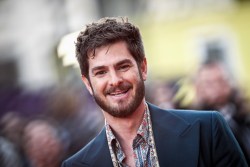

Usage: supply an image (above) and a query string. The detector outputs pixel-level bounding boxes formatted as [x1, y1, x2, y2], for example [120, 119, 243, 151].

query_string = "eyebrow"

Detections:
[91, 59, 133, 74]
[91, 65, 106, 74]
[115, 59, 133, 67]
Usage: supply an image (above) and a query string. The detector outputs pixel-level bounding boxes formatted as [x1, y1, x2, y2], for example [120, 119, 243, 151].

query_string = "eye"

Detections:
[118, 64, 130, 71]
[94, 70, 107, 77]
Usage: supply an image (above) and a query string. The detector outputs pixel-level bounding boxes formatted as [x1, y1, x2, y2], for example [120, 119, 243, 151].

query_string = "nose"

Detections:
[109, 70, 122, 86]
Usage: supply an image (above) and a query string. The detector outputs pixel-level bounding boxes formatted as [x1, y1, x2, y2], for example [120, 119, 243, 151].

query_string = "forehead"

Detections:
[88, 41, 135, 68]
[200, 66, 227, 79]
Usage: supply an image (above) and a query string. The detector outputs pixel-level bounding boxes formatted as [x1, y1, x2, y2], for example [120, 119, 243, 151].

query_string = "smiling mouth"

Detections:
[105, 82, 132, 98]
[108, 89, 129, 97]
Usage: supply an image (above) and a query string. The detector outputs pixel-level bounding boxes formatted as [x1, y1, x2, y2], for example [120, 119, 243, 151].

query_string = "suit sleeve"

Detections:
[211, 111, 248, 167]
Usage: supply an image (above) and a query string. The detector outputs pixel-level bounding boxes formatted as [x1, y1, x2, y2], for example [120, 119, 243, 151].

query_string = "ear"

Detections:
[82, 75, 93, 95]
[140, 58, 147, 81]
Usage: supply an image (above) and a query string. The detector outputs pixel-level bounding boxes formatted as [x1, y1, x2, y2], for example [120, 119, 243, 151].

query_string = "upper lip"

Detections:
[105, 83, 132, 96]
[108, 89, 129, 95]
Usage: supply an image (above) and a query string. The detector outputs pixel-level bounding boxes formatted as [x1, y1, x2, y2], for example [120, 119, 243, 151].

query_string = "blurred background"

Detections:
[1, 0, 250, 166]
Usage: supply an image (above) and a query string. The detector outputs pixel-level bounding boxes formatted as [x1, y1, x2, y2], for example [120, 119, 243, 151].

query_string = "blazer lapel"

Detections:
[73, 128, 113, 167]
[148, 103, 201, 167]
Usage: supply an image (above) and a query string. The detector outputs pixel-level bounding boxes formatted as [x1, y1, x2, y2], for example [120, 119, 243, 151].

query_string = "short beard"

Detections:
[91, 77, 145, 118]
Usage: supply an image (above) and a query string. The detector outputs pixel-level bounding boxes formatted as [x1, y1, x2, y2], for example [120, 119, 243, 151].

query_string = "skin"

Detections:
[81, 41, 147, 167]
[195, 64, 232, 108]
[24, 121, 62, 167]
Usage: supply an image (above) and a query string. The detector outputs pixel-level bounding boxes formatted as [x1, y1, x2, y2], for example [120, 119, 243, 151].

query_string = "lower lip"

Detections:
[107, 89, 130, 101]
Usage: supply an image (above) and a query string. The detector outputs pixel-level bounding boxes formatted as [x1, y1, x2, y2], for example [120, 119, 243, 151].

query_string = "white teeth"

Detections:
[110, 92, 124, 96]
[110, 90, 127, 96]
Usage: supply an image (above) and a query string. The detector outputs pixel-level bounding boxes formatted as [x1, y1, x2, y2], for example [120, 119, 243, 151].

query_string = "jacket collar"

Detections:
[75, 102, 201, 166]
[73, 128, 113, 167]
[148, 103, 200, 166]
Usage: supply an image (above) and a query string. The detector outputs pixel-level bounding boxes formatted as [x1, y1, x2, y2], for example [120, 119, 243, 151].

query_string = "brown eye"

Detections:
[95, 70, 107, 76]
[119, 64, 130, 71]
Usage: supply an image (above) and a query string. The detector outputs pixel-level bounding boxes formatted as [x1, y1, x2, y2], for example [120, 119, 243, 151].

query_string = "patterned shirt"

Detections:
[105, 104, 160, 167]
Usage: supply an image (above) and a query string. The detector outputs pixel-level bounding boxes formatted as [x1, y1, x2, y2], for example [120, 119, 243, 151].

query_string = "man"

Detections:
[23, 119, 64, 167]
[62, 17, 247, 167]
[193, 61, 250, 164]
[193, 62, 233, 111]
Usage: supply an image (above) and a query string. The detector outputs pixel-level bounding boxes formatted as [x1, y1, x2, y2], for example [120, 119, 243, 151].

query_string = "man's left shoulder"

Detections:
[169, 108, 218, 119]
[148, 102, 221, 124]
[150, 102, 214, 115]
[168, 108, 224, 124]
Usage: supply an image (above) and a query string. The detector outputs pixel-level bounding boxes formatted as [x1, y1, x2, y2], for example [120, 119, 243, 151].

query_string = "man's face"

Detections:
[195, 65, 231, 107]
[24, 122, 62, 167]
[82, 41, 147, 118]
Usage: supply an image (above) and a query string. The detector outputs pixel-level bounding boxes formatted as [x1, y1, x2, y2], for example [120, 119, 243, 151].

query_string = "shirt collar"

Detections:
[105, 103, 152, 147]
[134, 105, 150, 146]
[105, 121, 116, 142]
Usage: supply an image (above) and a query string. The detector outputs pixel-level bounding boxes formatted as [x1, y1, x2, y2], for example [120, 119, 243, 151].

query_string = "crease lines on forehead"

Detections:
[105, 45, 111, 55]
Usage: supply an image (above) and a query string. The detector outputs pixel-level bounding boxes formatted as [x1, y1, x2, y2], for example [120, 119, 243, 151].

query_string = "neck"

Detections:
[104, 99, 146, 142]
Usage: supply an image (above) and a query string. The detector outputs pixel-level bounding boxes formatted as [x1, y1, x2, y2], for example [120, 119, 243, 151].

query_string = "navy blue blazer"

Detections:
[62, 103, 248, 167]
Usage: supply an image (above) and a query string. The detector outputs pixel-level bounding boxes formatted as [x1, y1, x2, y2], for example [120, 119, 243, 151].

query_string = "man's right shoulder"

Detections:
[61, 142, 92, 167]
[61, 128, 108, 167]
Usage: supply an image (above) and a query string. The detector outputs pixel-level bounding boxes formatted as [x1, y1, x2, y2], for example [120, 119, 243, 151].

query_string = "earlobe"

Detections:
[81, 76, 93, 95]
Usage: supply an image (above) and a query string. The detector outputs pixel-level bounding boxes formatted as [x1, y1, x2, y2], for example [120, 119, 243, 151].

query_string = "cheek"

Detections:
[90, 80, 106, 95]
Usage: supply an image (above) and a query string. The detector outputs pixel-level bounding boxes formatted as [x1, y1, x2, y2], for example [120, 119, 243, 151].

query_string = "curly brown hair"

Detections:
[75, 17, 145, 78]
